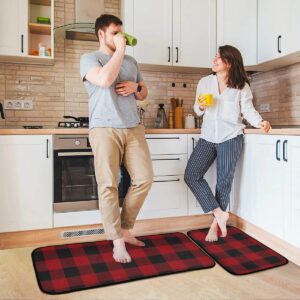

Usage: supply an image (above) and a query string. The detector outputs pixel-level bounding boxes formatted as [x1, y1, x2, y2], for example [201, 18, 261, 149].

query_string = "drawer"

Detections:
[138, 175, 188, 219]
[146, 134, 187, 155]
[151, 154, 187, 176]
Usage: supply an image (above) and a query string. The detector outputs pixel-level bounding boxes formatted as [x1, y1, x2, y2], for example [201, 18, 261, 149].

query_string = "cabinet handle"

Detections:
[154, 179, 180, 183]
[168, 46, 171, 62]
[176, 47, 179, 63]
[21, 34, 24, 53]
[277, 35, 282, 53]
[192, 137, 195, 149]
[146, 137, 180, 140]
[46, 139, 49, 158]
[283, 140, 288, 162]
[276, 139, 280, 161]
[152, 158, 180, 161]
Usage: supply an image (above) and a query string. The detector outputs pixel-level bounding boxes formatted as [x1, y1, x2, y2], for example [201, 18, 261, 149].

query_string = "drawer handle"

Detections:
[152, 158, 180, 161]
[154, 179, 180, 183]
[283, 140, 288, 162]
[146, 137, 180, 140]
[276, 139, 280, 161]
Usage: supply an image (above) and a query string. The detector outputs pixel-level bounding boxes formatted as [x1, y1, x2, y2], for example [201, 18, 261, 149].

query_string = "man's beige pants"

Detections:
[89, 125, 153, 240]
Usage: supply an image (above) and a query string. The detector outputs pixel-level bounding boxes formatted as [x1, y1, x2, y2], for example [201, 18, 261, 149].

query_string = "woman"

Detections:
[184, 45, 271, 242]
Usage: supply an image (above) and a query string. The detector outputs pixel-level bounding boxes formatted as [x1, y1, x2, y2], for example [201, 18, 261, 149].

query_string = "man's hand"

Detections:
[115, 81, 138, 96]
[113, 33, 126, 52]
[260, 120, 271, 133]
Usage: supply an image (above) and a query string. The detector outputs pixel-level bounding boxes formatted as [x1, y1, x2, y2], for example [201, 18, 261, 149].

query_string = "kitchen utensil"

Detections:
[185, 114, 195, 129]
[154, 104, 168, 128]
[63, 115, 89, 127]
[195, 116, 202, 128]
[174, 106, 184, 128]
[168, 110, 174, 129]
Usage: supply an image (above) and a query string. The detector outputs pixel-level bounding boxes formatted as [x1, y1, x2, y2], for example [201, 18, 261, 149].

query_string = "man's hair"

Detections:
[95, 14, 123, 40]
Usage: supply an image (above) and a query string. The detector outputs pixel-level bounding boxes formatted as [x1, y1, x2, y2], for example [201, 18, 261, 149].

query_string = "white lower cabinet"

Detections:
[187, 134, 216, 215]
[232, 134, 300, 248]
[139, 134, 188, 219]
[0, 135, 53, 232]
[138, 175, 187, 219]
[285, 136, 300, 248]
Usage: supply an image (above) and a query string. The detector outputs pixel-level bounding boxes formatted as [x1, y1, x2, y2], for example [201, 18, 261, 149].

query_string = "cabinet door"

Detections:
[125, 0, 172, 65]
[231, 134, 256, 221]
[187, 134, 216, 215]
[0, 0, 28, 56]
[284, 0, 300, 55]
[138, 175, 188, 219]
[257, 0, 288, 63]
[217, 0, 257, 66]
[173, 0, 216, 67]
[285, 137, 300, 248]
[248, 135, 287, 239]
[0, 135, 53, 232]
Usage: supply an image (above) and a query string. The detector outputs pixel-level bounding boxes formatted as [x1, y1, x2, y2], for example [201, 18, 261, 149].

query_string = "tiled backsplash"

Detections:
[0, 0, 300, 128]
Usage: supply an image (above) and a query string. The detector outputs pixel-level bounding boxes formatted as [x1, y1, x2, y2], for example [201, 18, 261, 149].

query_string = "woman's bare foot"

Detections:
[205, 218, 219, 242]
[122, 229, 145, 247]
[213, 208, 229, 237]
[113, 238, 132, 263]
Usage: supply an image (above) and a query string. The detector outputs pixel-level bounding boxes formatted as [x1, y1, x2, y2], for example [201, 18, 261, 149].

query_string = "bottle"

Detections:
[154, 104, 168, 128]
[38, 43, 45, 56]
[118, 32, 137, 46]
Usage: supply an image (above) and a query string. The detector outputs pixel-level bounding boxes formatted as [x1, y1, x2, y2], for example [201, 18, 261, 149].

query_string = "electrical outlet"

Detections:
[259, 103, 270, 113]
[4, 99, 33, 110]
[14, 100, 22, 109]
[4, 100, 14, 109]
[23, 100, 33, 110]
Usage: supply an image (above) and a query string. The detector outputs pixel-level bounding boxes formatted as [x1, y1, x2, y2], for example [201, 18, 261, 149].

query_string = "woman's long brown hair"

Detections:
[217, 45, 250, 89]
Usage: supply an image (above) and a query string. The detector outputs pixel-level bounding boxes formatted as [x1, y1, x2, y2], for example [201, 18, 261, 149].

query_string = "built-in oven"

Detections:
[53, 135, 130, 213]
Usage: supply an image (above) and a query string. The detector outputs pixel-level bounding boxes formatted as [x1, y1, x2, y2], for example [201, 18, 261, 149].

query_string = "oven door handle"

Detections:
[57, 152, 93, 157]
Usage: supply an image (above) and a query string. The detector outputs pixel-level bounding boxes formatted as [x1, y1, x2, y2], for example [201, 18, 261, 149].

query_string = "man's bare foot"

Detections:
[213, 208, 229, 237]
[113, 238, 132, 263]
[205, 218, 218, 242]
[122, 229, 145, 247]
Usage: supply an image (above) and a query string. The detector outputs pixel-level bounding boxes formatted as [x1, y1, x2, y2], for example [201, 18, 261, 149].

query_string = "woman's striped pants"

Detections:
[184, 134, 244, 213]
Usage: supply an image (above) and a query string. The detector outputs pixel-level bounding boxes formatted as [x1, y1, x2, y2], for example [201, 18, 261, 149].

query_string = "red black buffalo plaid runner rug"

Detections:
[187, 226, 288, 275]
[32, 232, 215, 295]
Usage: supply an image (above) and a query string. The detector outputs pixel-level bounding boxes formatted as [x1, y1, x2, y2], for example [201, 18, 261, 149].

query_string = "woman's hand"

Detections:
[198, 96, 207, 111]
[115, 81, 138, 96]
[260, 120, 271, 133]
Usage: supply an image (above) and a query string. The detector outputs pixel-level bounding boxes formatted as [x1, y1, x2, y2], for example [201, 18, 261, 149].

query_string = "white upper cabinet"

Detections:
[123, 0, 172, 65]
[121, 0, 216, 68]
[284, 0, 300, 56]
[217, 0, 257, 66]
[0, 0, 54, 64]
[258, 0, 299, 64]
[173, 0, 216, 67]
[0, 0, 28, 56]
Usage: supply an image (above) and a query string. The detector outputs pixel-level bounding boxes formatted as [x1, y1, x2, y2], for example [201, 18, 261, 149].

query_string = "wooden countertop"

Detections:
[0, 127, 300, 135]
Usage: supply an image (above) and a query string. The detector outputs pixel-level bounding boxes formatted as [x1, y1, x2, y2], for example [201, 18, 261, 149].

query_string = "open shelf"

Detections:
[29, 23, 51, 35]
[30, 0, 51, 6]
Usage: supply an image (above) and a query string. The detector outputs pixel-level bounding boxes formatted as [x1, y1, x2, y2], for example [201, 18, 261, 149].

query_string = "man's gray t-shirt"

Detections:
[80, 51, 143, 129]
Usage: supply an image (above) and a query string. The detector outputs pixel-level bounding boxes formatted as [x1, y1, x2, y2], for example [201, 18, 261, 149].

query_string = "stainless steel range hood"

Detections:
[56, 0, 103, 42]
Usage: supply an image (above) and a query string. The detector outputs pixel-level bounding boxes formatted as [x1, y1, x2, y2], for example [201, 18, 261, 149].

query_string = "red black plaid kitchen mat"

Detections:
[32, 232, 215, 295]
[187, 226, 288, 275]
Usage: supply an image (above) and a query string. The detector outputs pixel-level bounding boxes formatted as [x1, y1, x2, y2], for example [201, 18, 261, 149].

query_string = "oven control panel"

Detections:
[53, 135, 91, 150]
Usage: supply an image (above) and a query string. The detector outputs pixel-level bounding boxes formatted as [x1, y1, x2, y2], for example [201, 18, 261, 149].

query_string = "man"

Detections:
[80, 14, 153, 263]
